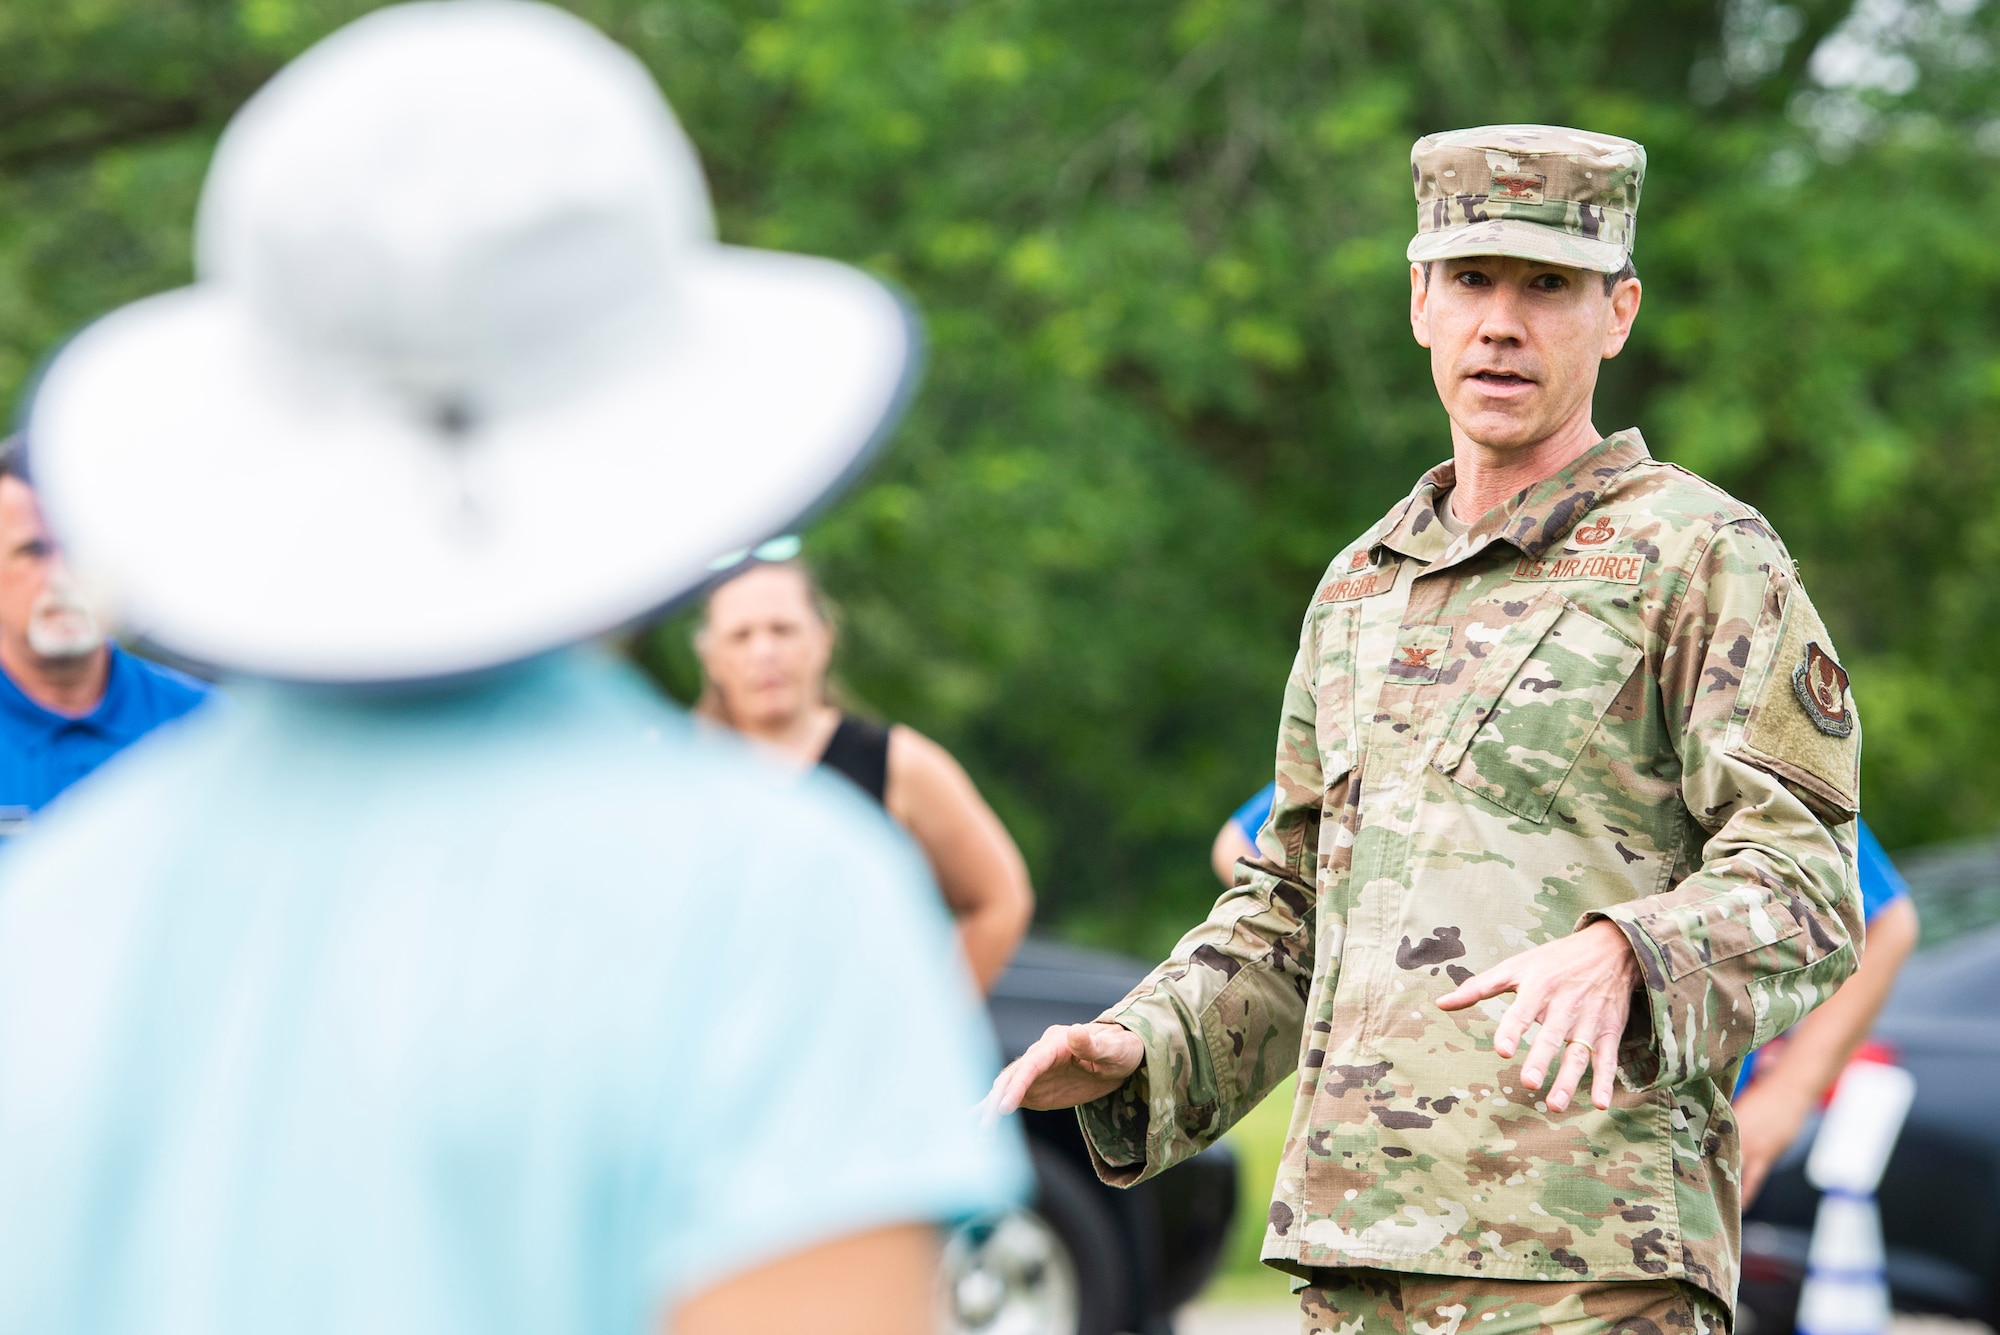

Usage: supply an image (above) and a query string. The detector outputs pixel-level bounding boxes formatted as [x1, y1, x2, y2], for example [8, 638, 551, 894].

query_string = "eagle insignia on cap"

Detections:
[1791, 642, 1853, 737]
[1489, 172, 1546, 205]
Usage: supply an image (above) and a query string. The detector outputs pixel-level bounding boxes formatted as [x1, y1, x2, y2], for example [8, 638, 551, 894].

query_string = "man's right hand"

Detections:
[981, 1022, 1143, 1123]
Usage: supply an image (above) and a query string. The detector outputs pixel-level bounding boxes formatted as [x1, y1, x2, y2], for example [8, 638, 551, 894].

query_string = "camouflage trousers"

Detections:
[1297, 1268, 1729, 1335]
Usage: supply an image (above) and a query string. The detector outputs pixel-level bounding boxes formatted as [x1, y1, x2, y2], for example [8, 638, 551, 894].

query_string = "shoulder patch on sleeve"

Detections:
[1736, 579, 1860, 822]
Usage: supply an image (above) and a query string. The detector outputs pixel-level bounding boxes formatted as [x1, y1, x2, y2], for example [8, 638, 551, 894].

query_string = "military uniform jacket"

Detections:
[1078, 432, 1863, 1308]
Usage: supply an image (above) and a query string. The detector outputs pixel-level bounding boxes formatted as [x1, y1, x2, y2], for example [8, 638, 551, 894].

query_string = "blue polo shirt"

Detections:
[0, 645, 210, 835]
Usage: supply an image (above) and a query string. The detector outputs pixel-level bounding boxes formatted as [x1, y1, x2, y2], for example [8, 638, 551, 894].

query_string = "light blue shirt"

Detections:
[0, 650, 1025, 1334]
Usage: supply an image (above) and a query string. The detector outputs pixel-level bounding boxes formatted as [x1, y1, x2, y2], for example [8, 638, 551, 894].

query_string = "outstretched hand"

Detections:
[980, 1022, 1143, 1126]
[1436, 919, 1640, 1113]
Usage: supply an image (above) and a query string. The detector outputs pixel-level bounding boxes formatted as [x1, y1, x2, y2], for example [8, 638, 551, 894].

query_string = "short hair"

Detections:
[0, 435, 23, 484]
[1421, 258, 1638, 295]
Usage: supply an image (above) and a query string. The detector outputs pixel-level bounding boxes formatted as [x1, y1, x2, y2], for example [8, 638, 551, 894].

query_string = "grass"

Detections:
[1199, 1268, 1299, 1304]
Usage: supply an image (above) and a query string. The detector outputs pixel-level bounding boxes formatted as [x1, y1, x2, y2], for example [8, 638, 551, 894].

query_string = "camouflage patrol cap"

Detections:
[1407, 124, 1645, 274]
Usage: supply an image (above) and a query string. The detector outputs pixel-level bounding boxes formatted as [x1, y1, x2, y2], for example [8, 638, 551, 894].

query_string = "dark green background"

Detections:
[7, 0, 1995, 954]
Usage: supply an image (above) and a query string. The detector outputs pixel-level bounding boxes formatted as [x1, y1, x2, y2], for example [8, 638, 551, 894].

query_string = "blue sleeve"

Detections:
[1231, 782, 1278, 842]
[1855, 819, 1909, 923]
[646, 777, 1028, 1309]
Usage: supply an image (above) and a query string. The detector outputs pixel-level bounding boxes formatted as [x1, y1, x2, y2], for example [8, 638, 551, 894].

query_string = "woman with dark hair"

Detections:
[695, 556, 1033, 991]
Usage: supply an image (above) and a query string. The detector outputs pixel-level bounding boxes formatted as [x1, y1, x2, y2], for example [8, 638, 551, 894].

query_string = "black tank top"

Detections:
[817, 714, 890, 805]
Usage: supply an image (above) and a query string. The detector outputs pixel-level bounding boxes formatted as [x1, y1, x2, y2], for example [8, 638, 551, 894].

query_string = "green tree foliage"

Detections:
[3, 0, 1995, 951]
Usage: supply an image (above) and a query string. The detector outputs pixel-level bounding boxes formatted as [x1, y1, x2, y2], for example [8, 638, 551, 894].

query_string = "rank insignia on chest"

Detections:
[1566, 517, 1623, 551]
[1348, 549, 1373, 573]
[1792, 641, 1854, 737]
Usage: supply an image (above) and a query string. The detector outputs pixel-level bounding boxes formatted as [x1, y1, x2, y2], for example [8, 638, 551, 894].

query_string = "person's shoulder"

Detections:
[116, 648, 214, 716]
[1607, 457, 1788, 560]
[884, 722, 963, 784]
[1616, 456, 1764, 522]
[883, 723, 997, 831]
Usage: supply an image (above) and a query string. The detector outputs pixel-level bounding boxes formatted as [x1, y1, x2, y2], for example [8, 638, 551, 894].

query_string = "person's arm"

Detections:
[672, 1224, 938, 1335]
[1210, 819, 1257, 886]
[987, 621, 1330, 1185]
[885, 726, 1034, 992]
[1441, 521, 1864, 1109]
[1736, 895, 1919, 1203]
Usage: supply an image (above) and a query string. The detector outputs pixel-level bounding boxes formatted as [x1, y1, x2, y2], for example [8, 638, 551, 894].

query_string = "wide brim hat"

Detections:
[28, 0, 915, 684]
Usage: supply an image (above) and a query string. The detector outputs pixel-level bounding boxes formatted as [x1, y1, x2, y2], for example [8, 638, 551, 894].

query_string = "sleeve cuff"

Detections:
[1075, 1066, 1151, 1186]
[1582, 909, 1671, 1091]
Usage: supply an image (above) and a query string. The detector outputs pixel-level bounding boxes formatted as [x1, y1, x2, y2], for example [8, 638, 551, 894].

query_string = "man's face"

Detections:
[1410, 255, 1642, 451]
[0, 476, 104, 664]
[695, 565, 833, 730]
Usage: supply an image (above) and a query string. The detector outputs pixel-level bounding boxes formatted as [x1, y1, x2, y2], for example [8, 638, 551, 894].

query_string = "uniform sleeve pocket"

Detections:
[1432, 597, 1643, 823]
[1733, 581, 1861, 824]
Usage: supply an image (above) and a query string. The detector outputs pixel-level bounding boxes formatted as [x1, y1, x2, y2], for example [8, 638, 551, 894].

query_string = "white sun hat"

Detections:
[26, 0, 916, 684]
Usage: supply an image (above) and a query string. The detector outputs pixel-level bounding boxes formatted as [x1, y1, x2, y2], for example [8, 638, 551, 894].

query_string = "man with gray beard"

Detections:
[0, 437, 208, 837]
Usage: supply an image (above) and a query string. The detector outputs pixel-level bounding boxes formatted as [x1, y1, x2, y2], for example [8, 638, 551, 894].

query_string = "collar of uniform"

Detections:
[1491, 429, 1651, 558]
[1364, 431, 1649, 568]
[1373, 458, 1461, 564]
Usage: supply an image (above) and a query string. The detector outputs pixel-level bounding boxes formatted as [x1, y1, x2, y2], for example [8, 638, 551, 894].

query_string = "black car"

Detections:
[1740, 919, 2000, 1333]
[941, 938, 1239, 1335]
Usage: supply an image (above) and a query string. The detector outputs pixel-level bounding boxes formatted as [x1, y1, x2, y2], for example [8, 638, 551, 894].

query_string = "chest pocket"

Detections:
[1429, 590, 1642, 823]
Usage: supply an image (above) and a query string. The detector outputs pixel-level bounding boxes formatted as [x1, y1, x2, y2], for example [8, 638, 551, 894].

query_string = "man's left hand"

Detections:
[1436, 919, 1640, 1112]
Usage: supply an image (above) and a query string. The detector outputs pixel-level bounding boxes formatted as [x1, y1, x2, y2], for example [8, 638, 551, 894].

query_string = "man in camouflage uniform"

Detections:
[986, 125, 1864, 1333]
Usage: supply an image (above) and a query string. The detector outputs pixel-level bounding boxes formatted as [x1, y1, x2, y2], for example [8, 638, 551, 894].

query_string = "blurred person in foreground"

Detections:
[1218, 786, 1916, 1205]
[0, 5, 1024, 1334]
[989, 125, 1864, 1334]
[695, 553, 1033, 990]
[0, 437, 207, 837]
